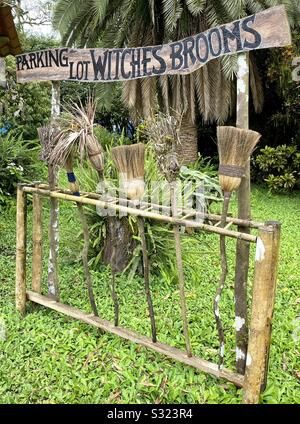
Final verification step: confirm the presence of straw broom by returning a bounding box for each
[111,143,157,341]
[48,98,104,317]
[144,113,192,357]
[216,126,261,368]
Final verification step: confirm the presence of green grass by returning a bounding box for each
[0,186,299,404]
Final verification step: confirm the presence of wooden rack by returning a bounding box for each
[15,183,281,404]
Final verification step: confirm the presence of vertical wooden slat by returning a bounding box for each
[234,52,250,373]
[171,181,192,357]
[15,184,27,315]
[243,222,281,404]
[48,81,60,299]
[32,191,43,293]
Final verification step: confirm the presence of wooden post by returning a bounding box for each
[32,189,43,293]
[243,222,281,404]
[234,52,250,373]
[48,81,60,299]
[15,185,27,315]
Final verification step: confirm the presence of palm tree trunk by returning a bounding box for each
[176,114,198,165]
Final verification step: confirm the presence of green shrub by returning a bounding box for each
[253,144,300,192]
[0,133,45,204]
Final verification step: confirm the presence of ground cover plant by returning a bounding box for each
[0,185,299,404]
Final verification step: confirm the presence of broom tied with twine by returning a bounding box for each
[216,126,261,369]
[48,98,105,318]
[111,143,157,341]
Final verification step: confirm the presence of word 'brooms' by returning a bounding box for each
[216,126,261,368]
[111,143,157,341]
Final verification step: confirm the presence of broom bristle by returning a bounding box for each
[111,143,145,200]
[217,126,261,192]
[38,125,60,163]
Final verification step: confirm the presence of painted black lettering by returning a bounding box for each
[21,55,29,71]
[49,50,59,67]
[28,53,37,69]
[83,61,90,80]
[121,49,132,79]
[142,47,153,76]
[77,62,84,80]
[221,21,242,53]
[182,37,196,69]
[208,28,222,57]
[16,56,22,71]
[36,52,46,68]
[113,49,122,80]
[152,46,166,75]
[90,49,108,80]
[242,15,262,49]
[170,41,184,70]
[68,61,76,80]
[130,48,141,78]
[59,48,69,67]
[107,51,112,80]
[195,34,209,63]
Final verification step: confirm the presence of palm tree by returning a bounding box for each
[53,0,298,163]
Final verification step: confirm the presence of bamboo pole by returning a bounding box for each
[137,216,157,342]
[22,186,257,243]
[26,289,245,387]
[234,52,250,373]
[32,188,43,293]
[36,184,265,229]
[171,181,192,357]
[260,220,281,392]
[15,185,27,315]
[48,81,60,299]
[243,222,281,404]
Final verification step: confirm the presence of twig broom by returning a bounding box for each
[144,113,192,357]
[215,126,261,368]
[111,143,157,341]
[48,98,104,317]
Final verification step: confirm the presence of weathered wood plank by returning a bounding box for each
[26,290,244,387]
[234,52,250,374]
[32,191,43,293]
[243,223,281,404]
[16,6,291,84]
[16,186,27,315]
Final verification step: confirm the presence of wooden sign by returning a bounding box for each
[16,5,291,84]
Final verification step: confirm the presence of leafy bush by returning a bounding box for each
[0,56,51,140]
[253,144,300,192]
[0,133,45,204]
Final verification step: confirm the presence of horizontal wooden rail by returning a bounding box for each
[26,290,244,387]
[23,186,257,243]
[35,183,264,229]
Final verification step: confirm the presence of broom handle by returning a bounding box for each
[170,182,192,358]
[214,191,231,369]
[110,238,120,327]
[137,215,157,343]
[65,159,99,317]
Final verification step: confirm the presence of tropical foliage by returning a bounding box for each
[253,144,300,192]
[0,133,44,204]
